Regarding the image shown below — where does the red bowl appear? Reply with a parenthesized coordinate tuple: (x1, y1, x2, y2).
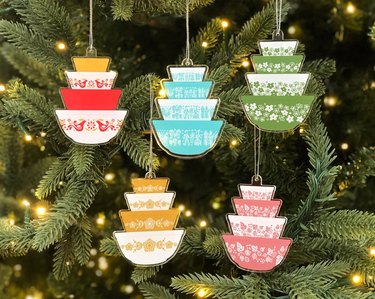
(60, 88, 122, 110)
(232, 197, 282, 217)
(222, 234, 292, 272)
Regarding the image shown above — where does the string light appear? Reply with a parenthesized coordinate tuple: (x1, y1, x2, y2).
(36, 206, 47, 217)
(212, 201, 221, 210)
(230, 139, 239, 148)
(178, 204, 186, 212)
(346, 2, 356, 14)
(197, 288, 209, 298)
(120, 284, 134, 294)
(40, 132, 47, 137)
(369, 248, 375, 256)
(0, 84, 6, 92)
(299, 127, 305, 134)
(158, 89, 166, 97)
(96, 213, 106, 226)
(24, 134, 33, 142)
(352, 274, 362, 284)
(56, 41, 68, 51)
(104, 172, 115, 182)
(98, 256, 108, 271)
(185, 210, 192, 217)
(199, 220, 207, 227)
(40, 146, 46, 152)
(241, 60, 250, 67)
(221, 20, 229, 29)
(22, 199, 30, 207)
(324, 96, 338, 107)
(341, 142, 349, 150)
(9, 217, 15, 225)
(201, 41, 208, 48)
(288, 25, 297, 35)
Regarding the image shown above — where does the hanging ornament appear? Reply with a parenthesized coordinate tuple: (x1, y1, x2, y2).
(222, 129, 292, 271)
(114, 76, 185, 266)
(240, 0, 314, 132)
(151, 0, 225, 158)
(55, 0, 127, 145)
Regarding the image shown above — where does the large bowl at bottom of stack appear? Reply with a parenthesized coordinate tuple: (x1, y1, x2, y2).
(152, 120, 224, 157)
(222, 234, 292, 272)
(113, 230, 185, 266)
(55, 110, 127, 144)
(241, 95, 315, 132)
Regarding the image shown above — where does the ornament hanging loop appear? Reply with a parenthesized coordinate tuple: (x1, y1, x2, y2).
(272, 29, 284, 41)
(251, 175, 263, 186)
(146, 74, 156, 179)
(86, 0, 97, 57)
(273, 0, 284, 41)
(182, 0, 193, 66)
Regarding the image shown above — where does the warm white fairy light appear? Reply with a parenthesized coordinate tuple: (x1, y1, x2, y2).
(24, 134, 33, 142)
(104, 172, 115, 182)
(36, 206, 47, 217)
(0, 84, 6, 92)
(352, 274, 362, 284)
(197, 288, 209, 298)
(56, 41, 67, 51)
(96, 213, 106, 226)
(346, 2, 356, 14)
(212, 201, 221, 210)
(341, 142, 349, 150)
(201, 41, 208, 48)
(288, 25, 297, 35)
(199, 220, 207, 228)
(221, 20, 229, 29)
(178, 204, 186, 211)
(241, 60, 250, 67)
(324, 96, 338, 107)
(185, 210, 192, 217)
(158, 89, 166, 97)
(9, 218, 15, 225)
(40, 132, 47, 137)
(230, 139, 239, 147)
(299, 127, 305, 134)
(22, 199, 30, 207)
(120, 284, 134, 294)
(98, 256, 108, 271)
(369, 248, 375, 256)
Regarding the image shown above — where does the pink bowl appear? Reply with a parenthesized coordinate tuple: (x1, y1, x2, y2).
(222, 234, 292, 271)
(238, 184, 276, 200)
(232, 198, 282, 217)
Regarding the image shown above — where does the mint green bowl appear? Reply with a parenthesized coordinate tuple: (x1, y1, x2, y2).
(240, 95, 315, 132)
(251, 55, 305, 73)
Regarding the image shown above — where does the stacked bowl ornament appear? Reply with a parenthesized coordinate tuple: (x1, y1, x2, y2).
(152, 65, 224, 158)
(55, 56, 128, 145)
(222, 179, 292, 271)
(240, 39, 315, 132)
(113, 177, 185, 266)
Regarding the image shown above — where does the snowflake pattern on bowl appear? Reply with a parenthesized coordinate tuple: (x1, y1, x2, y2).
(158, 129, 218, 147)
(160, 105, 215, 120)
(244, 103, 310, 123)
(230, 221, 284, 238)
(59, 118, 123, 132)
(261, 46, 295, 56)
(225, 241, 287, 265)
(249, 81, 306, 96)
(122, 238, 177, 252)
(255, 62, 301, 73)
(125, 218, 175, 231)
(235, 203, 279, 218)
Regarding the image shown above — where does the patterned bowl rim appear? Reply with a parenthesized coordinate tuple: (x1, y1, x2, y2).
(221, 233, 293, 272)
(151, 119, 226, 159)
(231, 197, 283, 216)
(113, 229, 186, 266)
(237, 183, 277, 200)
(124, 191, 176, 210)
(258, 39, 299, 53)
(250, 54, 305, 73)
(167, 65, 208, 80)
(160, 79, 215, 101)
(226, 213, 288, 233)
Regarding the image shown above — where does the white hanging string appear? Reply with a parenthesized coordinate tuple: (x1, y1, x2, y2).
(253, 127, 261, 182)
(182, 0, 193, 65)
(86, 0, 97, 56)
(146, 75, 156, 179)
(275, 0, 282, 35)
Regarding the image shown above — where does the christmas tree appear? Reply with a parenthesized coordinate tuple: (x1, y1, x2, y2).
(0, 0, 374, 298)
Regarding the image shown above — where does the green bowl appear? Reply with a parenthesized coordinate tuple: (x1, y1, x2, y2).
(240, 95, 315, 132)
(251, 55, 305, 73)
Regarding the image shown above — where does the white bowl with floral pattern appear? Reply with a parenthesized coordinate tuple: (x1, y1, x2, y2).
(258, 40, 298, 56)
(124, 192, 175, 211)
(227, 215, 287, 239)
(113, 229, 185, 266)
(65, 71, 117, 89)
(246, 73, 310, 96)
(55, 110, 127, 145)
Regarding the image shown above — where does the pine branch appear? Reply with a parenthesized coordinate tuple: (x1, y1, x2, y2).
(53, 227, 75, 280)
(179, 226, 222, 256)
(100, 237, 121, 256)
(70, 146, 96, 176)
(0, 20, 69, 69)
(171, 272, 270, 299)
(308, 210, 375, 240)
(202, 234, 227, 260)
(219, 123, 244, 144)
(139, 282, 176, 299)
(207, 64, 232, 95)
(217, 86, 248, 118)
(71, 216, 92, 266)
(302, 59, 336, 80)
(111, 0, 134, 21)
(0, 220, 35, 257)
(131, 266, 162, 284)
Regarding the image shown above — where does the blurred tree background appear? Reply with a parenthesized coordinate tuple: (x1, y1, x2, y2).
(0, 0, 374, 298)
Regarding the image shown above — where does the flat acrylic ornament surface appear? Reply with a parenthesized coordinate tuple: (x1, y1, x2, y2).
(114, 177, 185, 266)
(222, 180, 292, 272)
(56, 55, 127, 145)
(240, 39, 315, 133)
(152, 65, 225, 159)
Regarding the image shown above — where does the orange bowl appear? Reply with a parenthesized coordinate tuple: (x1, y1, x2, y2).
(131, 177, 170, 193)
(222, 234, 292, 272)
(71, 56, 111, 72)
(119, 209, 180, 232)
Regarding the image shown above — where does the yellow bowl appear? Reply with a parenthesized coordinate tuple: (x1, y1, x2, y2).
(119, 209, 180, 232)
(131, 177, 170, 193)
(71, 56, 111, 72)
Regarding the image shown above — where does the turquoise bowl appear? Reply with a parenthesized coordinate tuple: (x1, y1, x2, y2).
(162, 81, 213, 99)
(152, 120, 224, 157)
(168, 66, 207, 82)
